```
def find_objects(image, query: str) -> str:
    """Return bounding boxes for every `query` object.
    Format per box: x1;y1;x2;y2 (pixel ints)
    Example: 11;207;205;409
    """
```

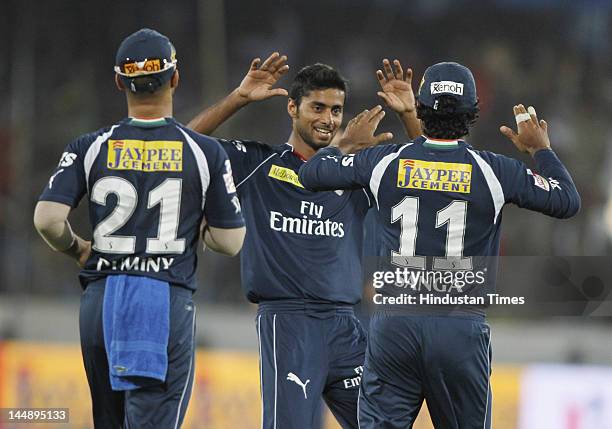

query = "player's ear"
115;74;125;91
170;70;179;89
288;98;299;119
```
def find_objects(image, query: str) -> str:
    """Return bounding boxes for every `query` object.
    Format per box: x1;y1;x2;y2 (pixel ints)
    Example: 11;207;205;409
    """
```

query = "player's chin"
305;135;332;150
309;139;331;150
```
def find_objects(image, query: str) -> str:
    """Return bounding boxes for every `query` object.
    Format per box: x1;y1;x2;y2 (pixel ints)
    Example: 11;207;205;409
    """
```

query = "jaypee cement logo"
430;81;464;96
107;140;183;172
397;159;472;193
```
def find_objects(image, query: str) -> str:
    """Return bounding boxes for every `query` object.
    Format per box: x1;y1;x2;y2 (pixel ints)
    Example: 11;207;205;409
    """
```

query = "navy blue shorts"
257;301;367;429
79;279;196;428
359;312;492;429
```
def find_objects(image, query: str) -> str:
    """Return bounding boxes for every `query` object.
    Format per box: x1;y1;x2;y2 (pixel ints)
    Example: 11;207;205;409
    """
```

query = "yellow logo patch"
268;165;304;188
122;59;162;75
397;159;472;193
107;140;183;172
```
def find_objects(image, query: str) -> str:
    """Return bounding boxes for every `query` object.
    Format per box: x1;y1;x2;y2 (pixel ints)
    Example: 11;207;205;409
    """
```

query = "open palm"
238;52;289;101
376;59;415;114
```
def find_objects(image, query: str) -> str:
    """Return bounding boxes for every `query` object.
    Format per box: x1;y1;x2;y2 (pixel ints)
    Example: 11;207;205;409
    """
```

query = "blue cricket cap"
114;28;177;93
417;62;477;113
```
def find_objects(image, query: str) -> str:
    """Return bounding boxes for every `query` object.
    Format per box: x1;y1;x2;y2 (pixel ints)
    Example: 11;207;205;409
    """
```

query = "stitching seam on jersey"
178;128;211;209
84;125;119;188
361;189;372;207
236;153;279;188
369;143;413;210
467;149;505;224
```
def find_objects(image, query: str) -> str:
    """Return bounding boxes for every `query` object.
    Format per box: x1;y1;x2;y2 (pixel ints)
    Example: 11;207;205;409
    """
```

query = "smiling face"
288;88;345;153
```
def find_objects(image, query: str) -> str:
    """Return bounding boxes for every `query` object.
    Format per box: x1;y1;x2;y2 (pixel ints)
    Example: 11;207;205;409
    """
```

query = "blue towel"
103;274;170;391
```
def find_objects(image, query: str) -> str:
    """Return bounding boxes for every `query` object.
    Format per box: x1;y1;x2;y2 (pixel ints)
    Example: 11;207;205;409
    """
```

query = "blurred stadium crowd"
1;0;611;304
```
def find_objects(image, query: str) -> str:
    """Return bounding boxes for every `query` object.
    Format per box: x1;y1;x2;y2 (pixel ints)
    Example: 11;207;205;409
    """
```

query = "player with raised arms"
188;55;419;428
34;28;245;428
298;62;580;428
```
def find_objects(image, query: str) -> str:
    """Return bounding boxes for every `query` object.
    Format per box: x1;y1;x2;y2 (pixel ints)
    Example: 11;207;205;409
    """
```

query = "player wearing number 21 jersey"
34;29;244;428
38;116;243;288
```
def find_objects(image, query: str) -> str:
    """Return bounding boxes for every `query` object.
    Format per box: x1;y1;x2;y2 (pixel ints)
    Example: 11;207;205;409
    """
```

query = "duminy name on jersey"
107;139;183;172
397;159;472;193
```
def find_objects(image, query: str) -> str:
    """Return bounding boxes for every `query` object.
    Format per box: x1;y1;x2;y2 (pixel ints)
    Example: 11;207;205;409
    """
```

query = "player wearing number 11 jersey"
34;29;244;428
299;62;580;428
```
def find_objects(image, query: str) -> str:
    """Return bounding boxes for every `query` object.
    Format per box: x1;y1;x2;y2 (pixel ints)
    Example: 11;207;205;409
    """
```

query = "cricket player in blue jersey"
188;56;420;428
33;29;245;428
299;62;580;428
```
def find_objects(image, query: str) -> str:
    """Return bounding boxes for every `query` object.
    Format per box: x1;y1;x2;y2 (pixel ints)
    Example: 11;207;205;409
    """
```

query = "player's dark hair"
417;96;479;139
289;63;347;106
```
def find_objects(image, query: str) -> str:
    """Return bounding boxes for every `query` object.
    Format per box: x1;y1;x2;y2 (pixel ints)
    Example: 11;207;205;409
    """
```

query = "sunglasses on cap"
114;58;177;77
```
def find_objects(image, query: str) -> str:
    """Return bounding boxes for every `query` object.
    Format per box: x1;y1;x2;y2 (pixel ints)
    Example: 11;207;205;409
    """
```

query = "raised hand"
500;104;551;156
334;106;394;154
376;59;416;115
237;52;290;102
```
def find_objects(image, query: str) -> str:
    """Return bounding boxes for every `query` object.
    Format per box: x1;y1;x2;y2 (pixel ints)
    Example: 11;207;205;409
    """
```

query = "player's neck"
287;131;316;160
126;98;173;120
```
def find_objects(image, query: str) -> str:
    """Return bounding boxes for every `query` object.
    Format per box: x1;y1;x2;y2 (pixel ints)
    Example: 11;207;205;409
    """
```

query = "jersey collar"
126;117;171;128
422;136;463;149
284;143;308;162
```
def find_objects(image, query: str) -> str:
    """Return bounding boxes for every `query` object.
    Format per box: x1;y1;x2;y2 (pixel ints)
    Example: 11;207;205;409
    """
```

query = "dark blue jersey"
218;139;371;304
39;117;244;290
299;137;580;296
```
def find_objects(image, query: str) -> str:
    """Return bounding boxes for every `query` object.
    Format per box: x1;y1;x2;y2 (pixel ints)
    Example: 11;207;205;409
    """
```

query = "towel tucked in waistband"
103;274;170;391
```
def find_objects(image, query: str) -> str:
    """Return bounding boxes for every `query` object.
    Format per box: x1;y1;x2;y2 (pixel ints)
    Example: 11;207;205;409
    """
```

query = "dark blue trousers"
79;278;196;428
359;312;492;429
257;302;367;429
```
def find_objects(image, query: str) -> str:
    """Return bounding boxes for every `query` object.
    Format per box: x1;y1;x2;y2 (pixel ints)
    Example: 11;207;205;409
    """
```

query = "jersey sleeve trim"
37;193;79;208
467;149;505;224
178;128;211;209
206;217;246;229
84;125;119;188
236;152;278;188
369;143;412;210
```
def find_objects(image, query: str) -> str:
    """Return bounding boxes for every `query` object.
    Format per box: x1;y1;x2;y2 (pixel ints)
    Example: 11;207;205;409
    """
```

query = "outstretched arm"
188;52;289;135
496;104;580;218
376;59;422;140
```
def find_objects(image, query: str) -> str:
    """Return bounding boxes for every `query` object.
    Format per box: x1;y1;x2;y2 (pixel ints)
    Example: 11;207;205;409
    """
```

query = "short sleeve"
217;139;273;186
38;138;87;208
203;144;246;229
